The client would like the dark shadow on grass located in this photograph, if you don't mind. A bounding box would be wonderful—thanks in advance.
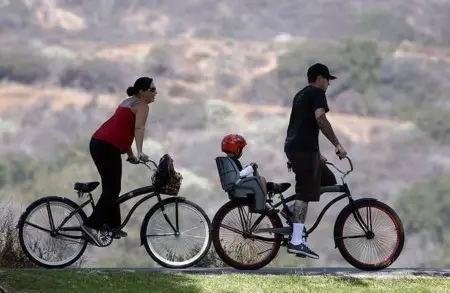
[0,269,204,293]
[332,276,368,287]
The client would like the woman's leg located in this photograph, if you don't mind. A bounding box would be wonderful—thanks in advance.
[84,138,122,230]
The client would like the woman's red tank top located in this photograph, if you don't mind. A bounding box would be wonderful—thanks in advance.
[92,106,136,154]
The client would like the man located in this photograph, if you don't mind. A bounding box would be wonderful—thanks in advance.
[284,63,347,259]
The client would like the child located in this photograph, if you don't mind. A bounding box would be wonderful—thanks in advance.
[221,134,267,192]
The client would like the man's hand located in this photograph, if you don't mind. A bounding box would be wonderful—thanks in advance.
[335,144,347,159]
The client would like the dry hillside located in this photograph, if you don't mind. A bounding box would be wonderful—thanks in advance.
[1,0,450,269]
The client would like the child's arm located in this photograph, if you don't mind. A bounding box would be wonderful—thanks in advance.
[239,164,255,178]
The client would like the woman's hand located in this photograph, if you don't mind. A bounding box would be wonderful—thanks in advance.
[138,152,150,162]
[126,153,139,164]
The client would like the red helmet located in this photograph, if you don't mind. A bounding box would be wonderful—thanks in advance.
[221,134,247,154]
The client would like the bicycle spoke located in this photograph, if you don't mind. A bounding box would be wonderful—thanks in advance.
[220,224,245,235]
[180,224,205,234]
[249,214,266,233]
[147,233,176,237]
[181,234,206,239]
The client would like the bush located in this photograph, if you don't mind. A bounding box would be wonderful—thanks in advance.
[147,100,208,132]
[412,108,450,145]
[0,49,51,84]
[354,9,430,44]
[205,99,238,128]
[59,58,131,93]
[194,247,226,268]
[0,208,37,268]
[276,37,382,104]
[395,175,450,245]
[0,154,39,189]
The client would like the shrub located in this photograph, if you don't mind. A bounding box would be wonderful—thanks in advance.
[0,207,37,268]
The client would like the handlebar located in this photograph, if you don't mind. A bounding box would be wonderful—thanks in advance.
[325,156,354,178]
[285,155,354,182]
[126,157,158,170]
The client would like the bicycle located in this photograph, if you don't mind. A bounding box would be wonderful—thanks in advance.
[16,155,212,269]
[211,155,405,271]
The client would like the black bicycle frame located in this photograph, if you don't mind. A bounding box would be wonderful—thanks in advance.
[251,182,371,238]
[37,184,179,241]
[272,184,351,235]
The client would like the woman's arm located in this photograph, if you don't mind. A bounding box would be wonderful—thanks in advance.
[134,103,149,155]
[126,147,135,157]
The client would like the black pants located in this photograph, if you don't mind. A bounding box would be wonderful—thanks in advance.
[285,151,337,202]
[84,138,122,230]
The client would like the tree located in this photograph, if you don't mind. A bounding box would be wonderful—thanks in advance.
[395,175,450,245]
[339,38,382,94]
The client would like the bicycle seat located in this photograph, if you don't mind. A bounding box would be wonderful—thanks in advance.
[266,182,291,194]
[74,181,100,193]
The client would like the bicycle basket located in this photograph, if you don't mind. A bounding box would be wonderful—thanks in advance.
[152,154,183,196]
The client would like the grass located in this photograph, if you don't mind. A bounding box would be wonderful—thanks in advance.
[0,269,449,293]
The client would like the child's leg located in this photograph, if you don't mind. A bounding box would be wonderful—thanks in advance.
[259,176,267,194]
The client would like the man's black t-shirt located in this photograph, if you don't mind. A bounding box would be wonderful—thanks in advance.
[284,85,329,152]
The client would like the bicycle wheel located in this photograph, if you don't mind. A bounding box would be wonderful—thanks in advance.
[140,196,212,269]
[18,196,88,268]
[334,198,405,271]
[211,199,283,270]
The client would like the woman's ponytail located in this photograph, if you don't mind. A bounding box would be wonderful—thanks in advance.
[126,86,136,96]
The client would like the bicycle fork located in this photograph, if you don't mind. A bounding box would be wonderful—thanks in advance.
[157,194,180,236]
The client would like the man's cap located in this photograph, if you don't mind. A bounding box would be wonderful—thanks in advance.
[307,63,337,80]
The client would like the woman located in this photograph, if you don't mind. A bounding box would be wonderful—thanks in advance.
[81,76,156,246]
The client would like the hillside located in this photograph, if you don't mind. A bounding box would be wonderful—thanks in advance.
[1,0,450,269]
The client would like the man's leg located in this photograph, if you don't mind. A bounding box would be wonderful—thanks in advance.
[291,199,308,245]
[320,161,337,186]
[285,151,321,259]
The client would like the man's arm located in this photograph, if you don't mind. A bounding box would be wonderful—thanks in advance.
[315,108,340,147]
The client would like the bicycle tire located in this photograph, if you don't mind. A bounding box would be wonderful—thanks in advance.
[18,196,88,269]
[333,198,405,271]
[140,197,212,269]
[211,199,283,270]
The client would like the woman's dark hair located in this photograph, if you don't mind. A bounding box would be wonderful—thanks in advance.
[126,76,153,96]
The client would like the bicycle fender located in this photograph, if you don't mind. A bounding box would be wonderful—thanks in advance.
[16,196,77,228]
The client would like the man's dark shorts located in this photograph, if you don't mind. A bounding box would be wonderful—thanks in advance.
[285,151,337,202]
